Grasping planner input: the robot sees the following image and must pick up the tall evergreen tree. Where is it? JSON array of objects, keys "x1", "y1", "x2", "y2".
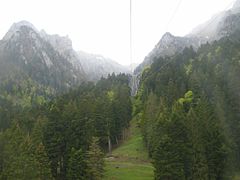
[
  {"x1": 67, "y1": 148, "x2": 87, "y2": 180},
  {"x1": 86, "y1": 137, "x2": 105, "y2": 180}
]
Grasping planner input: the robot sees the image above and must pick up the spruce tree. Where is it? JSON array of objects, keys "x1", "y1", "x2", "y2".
[
  {"x1": 86, "y1": 137, "x2": 105, "y2": 180},
  {"x1": 67, "y1": 148, "x2": 87, "y2": 180}
]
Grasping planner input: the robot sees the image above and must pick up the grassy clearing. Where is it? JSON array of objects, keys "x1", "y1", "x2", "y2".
[
  {"x1": 104, "y1": 119, "x2": 154, "y2": 180},
  {"x1": 112, "y1": 120, "x2": 149, "y2": 161},
  {"x1": 104, "y1": 161, "x2": 154, "y2": 180}
]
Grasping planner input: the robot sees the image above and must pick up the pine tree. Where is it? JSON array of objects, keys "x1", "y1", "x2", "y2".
[
  {"x1": 153, "y1": 135, "x2": 185, "y2": 180},
  {"x1": 35, "y1": 143, "x2": 53, "y2": 180},
  {"x1": 1, "y1": 125, "x2": 39, "y2": 180},
  {"x1": 187, "y1": 104, "x2": 209, "y2": 180},
  {"x1": 67, "y1": 148, "x2": 87, "y2": 180},
  {"x1": 43, "y1": 104, "x2": 67, "y2": 179},
  {"x1": 86, "y1": 137, "x2": 105, "y2": 180}
]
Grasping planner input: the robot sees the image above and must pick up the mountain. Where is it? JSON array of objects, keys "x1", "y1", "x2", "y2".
[
  {"x1": 189, "y1": 0, "x2": 240, "y2": 40},
  {"x1": 0, "y1": 21, "x2": 86, "y2": 93},
  {"x1": 0, "y1": 20, "x2": 134, "y2": 107},
  {"x1": 132, "y1": 32, "x2": 206, "y2": 95},
  {"x1": 40, "y1": 31, "x2": 130, "y2": 81},
  {"x1": 137, "y1": 0, "x2": 240, "y2": 85},
  {"x1": 0, "y1": 21, "x2": 130, "y2": 106},
  {"x1": 134, "y1": 32, "x2": 205, "y2": 74},
  {"x1": 132, "y1": 0, "x2": 240, "y2": 95},
  {"x1": 137, "y1": 29, "x2": 240, "y2": 180},
  {"x1": 77, "y1": 51, "x2": 130, "y2": 81}
]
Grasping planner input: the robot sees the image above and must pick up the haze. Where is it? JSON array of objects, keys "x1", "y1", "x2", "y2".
[{"x1": 0, "y1": 0, "x2": 234, "y2": 65}]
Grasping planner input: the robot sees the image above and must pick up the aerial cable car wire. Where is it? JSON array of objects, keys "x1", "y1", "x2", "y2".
[
  {"x1": 160, "y1": 0, "x2": 235, "y2": 72},
  {"x1": 130, "y1": 0, "x2": 133, "y2": 72},
  {"x1": 166, "y1": 0, "x2": 183, "y2": 32}
]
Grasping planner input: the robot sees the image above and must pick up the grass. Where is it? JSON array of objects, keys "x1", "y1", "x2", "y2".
[
  {"x1": 104, "y1": 161, "x2": 154, "y2": 180},
  {"x1": 103, "y1": 118, "x2": 154, "y2": 180},
  {"x1": 233, "y1": 173, "x2": 240, "y2": 180}
]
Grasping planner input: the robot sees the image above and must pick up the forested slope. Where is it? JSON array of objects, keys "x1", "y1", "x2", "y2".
[
  {"x1": 135, "y1": 31, "x2": 240, "y2": 179},
  {"x1": 0, "y1": 73, "x2": 132, "y2": 179}
]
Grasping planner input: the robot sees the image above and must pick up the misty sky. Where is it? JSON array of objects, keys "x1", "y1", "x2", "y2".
[{"x1": 0, "y1": 0, "x2": 235, "y2": 65}]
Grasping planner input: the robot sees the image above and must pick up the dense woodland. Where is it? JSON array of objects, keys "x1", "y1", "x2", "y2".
[
  {"x1": 0, "y1": 74, "x2": 132, "y2": 179},
  {"x1": 1, "y1": 27, "x2": 240, "y2": 180},
  {"x1": 135, "y1": 31, "x2": 240, "y2": 179}
]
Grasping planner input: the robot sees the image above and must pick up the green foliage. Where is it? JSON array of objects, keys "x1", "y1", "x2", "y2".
[
  {"x1": 104, "y1": 118, "x2": 154, "y2": 180},
  {"x1": 153, "y1": 135, "x2": 185, "y2": 180},
  {"x1": 0, "y1": 123, "x2": 52, "y2": 180},
  {"x1": 178, "y1": 90, "x2": 193, "y2": 105},
  {"x1": 137, "y1": 33, "x2": 240, "y2": 179},
  {"x1": 86, "y1": 137, "x2": 105, "y2": 180},
  {"x1": 112, "y1": 118, "x2": 149, "y2": 160},
  {"x1": 67, "y1": 148, "x2": 87, "y2": 180},
  {"x1": 35, "y1": 143, "x2": 53, "y2": 180},
  {"x1": 0, "y1": 73, "x2": 132, "y2": 179},
  {"x1": 107, "y1": 90, "x2": 114, "y2": 101},
  {"x1": 105, "y1": 162, "x2": 154, "y2": 180}
]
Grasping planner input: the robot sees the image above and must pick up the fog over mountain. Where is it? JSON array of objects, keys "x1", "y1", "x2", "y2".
[
  {"x1": 132, "y1": 0, "x2": 240, "y2": 95},
  {"x1": 2, "y1": 1, "x2": 240, "y2": 179},
  {"x1": 0, "y1": 21, "x2": 130, "y2": 95}
]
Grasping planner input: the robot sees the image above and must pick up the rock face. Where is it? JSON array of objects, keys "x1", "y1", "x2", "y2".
[
  {"x1": 77, "y1": 51, "x2": 130, "y2": 81},
  {"x1": 129, "y1": 74, "x2": 140, "y2": 96},
  {"x1": 189, "y1": 5, "x2": 240, "y2": 40},
  {"x1": 132, "y1": 0, "x2": 240, "y2": 95},
  {"x1": 40, "y1": 30, "x2": 86, "y2": 77},
  {"x1": 0, "y1": 21, "x2": 86, "y2": 92},
  {"x1": 2, "y1": 21, "x2": 38, "y2": 41},
  {"x1": 0, "y1": 21, "x2": 130, "y2": 93},
  {"x1": 134, "y1": 32, "x2": 205, "y2": 75}
]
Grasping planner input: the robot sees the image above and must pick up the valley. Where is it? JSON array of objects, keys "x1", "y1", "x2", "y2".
[{"x1": 1, "y1": 0, "x2": 240, "y2": 179}]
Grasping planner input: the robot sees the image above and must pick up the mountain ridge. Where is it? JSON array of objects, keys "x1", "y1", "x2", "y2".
[
  {"x1": 132, "y1": 0, "x2": 240, "y2": 95},
  {"x1": 135, "y1": 1, "x2": 240, "y2": 75},
  {"x1": 0, "y1": 20, "x2": 130, "y2": 86}
]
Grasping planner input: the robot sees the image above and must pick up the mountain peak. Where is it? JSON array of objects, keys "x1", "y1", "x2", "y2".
[
  {"x1": 162, "y1": 32, "x2": 174, "y2": 40},
  {"x1": 156, "y1": 32, "x2": 175, "y2": 47},
  {"x1": 3, "y1": 20, "x2": 38, "y2": 40},
  {"x1": 160, "y1": 32, "x2": 175, "y2": 42},
  {"x1": 163, "y1": 32, "x2": 173, "y2": 37},
  {"x1": 12, "y1": 20, "x2": 37, "y2": 29}
]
